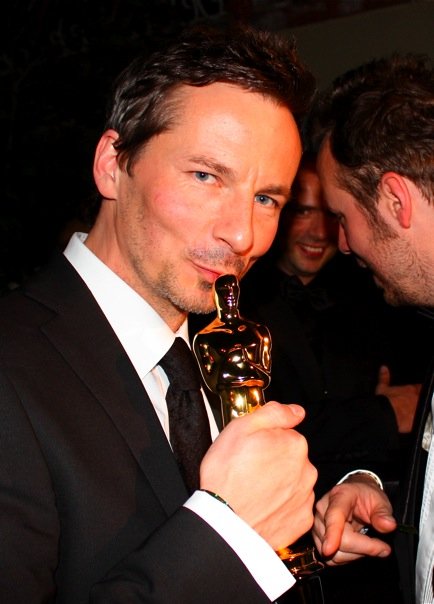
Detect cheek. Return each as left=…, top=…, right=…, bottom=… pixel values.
left=253, top=220, right=280, bottom=256
left=324, top=246, right=337, bottom=263
left=347, top=229, right=367, bottom=254
left=285, top=222, right=307, bottom=248
left=150, top=191, right=200, bottom=238
left=153, top=177, right=219, bottom=225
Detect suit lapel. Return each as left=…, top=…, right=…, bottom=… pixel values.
left=25, top=253, right=188, bottom=515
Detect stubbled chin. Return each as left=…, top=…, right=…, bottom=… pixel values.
left=189, top=284, right=216, bottom=315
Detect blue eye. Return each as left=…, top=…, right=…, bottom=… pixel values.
left=255, top=194, right=276, bottom=208
left=194, top=171, right=214, bottom=182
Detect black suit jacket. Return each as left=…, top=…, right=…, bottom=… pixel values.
left=0, top=253, right=269, bottom=603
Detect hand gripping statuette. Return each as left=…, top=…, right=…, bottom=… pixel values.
left=193, top=274, right=324, bottom=587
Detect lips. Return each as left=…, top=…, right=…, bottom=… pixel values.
left=191, top=253, right=247, bottom=283
left=194, top=264, right=224, bottom=283
left=298, top=243, right=326, bottom=258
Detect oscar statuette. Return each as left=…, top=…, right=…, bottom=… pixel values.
left=193, top=274, right=324, bottom=602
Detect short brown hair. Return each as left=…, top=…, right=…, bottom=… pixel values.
left=105, top=25, right=316, bottom=174
left=316, top=53, right=434, bottom=221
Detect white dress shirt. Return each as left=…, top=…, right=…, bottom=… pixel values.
left=416, top=397, right=434, bottom=604
left=64, top=232, right=295, bottom=601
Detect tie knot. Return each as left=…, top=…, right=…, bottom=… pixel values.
left=159, top=337, right=202, bottom=392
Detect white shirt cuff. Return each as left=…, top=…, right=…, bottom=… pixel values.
left=184, top=490, right=295, bottom=601
left=337, top=469, right=383, bottom=489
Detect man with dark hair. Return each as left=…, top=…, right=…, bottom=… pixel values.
left=0, top=25, right=318, bottom=603
left=239, top=151, right=424, bottom=499
left=311, top=53, right=434, bottom=604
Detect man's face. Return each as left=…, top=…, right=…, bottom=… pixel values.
left=278, top=166, right=338, bottom=285
left=99, top=83, right=301, bottom=328
left=317, top=141, right=429, bottom=306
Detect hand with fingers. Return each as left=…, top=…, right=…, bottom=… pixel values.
left=312, top=473, right=397, bottom=566
left=200, top=401, right=318, bottom=550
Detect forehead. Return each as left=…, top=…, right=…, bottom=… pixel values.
left=157, top=82, right=302, bottom=183
left=294, top=167, right=322, bottom=204
left=170, top=82, right=299, bottom=138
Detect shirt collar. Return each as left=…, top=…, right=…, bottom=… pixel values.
left=63, top=232, right=189, bottom=379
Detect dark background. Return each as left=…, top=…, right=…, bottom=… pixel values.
left=1, top=0, right=413, bottom=291
left=3, top=0, right=208, bottom=290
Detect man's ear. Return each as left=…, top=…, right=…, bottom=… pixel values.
left=93, top=129, right=120, bottom=200
left=379, top=172, right=412, bottom=229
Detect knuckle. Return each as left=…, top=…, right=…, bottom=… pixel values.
left=289, top=428, right=307, bottom=449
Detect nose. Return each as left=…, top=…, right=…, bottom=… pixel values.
left=308, top=210, right=340, bottom=245
left=309, top=211, right=329, bottom=240
left=213, top=195, right=254, bottom=254
left=338, top=225, right=351, bottom=254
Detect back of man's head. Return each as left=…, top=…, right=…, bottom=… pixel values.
left=316, top=53, right=434, bottom=220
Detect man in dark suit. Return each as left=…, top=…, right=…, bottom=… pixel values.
left=238, top=150, right=430, bottom=604
left=310, top=54, right=434, bottom=604
left=0, top=26, right=319, bottom=603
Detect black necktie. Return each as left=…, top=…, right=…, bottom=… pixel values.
left=159, top=337, right=212, bottom=493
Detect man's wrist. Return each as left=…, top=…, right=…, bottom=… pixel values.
left=199, top=489, right=234, bottom=512
left=185, top=490, right=296, bottom=600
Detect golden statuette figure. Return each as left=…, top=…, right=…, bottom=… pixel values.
left=193, top=274, right=324, bottom=585
left=193, top=273, right=271, bottom=427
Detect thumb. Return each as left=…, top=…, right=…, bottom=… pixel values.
left=376, top=365, right=390, bottom=393
left=370, top=507, right=397, bottom=534
left=253, top=401, right=306, bottom=430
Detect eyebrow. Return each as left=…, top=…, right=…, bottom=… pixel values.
left=261, top=184, right=292, bottom=199
left=189, top=155, right=292, bottom=200
left=188, top=156, right=234, bottom=178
